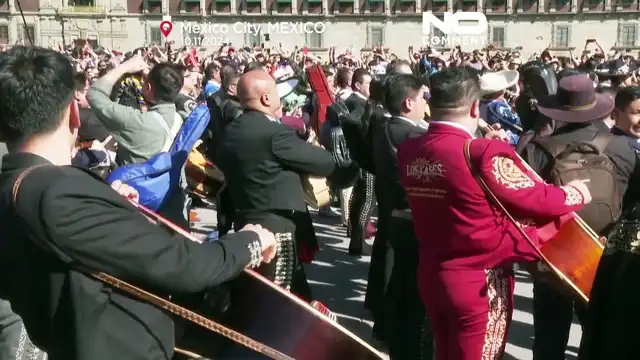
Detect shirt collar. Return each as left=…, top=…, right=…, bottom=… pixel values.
left=354, top=92, right=367, bottom=100
left=432, top=120, right=475, bottom=138
left=394, top=116, right=429, bottom=130
left=1, top=152, right=53, bottom=173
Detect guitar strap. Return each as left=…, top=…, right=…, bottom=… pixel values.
left=10, top=165, right=294, bottom=360
left=462, top=140, right=547, bottom=262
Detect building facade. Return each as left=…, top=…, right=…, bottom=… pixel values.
left=0, top=0, right=638, bottom=58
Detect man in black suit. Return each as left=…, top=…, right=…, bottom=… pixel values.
left=371, top=74, right=432, bottom=359
left=344, top=69, right=370, bottom=118
left=206, top=71, right=242, bottom=235
left=0, top=46, right=277, bottom=360
left=218, top=69, right=340, bottom=300
left=342, top=69, right=376, bottom=256
left=364, top=63, right=414, bottom=343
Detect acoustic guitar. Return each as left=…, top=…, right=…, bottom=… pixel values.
left=473, top=119, right=603, bottom=302
left=126, top=202, right=385, bottom=360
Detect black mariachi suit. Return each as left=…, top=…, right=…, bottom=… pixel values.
left=521, top=122, right=640, bottom=360
left=206, top=92, right=243, bottom=236
left=370, top=115, right=433, bottom=359
left=0, top=153, right=263, bottom=360
left=577, top=126, right=640, bottom=360
left=218, top=111, right=337, bottom=301
left=363, top=106, right=391, bottom=340
left=343, top=92, right=376, bottom=254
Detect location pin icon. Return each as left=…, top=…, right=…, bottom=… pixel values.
left=159, top=21, right=173, bottom=38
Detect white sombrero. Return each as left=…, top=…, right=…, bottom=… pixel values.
left=479, top=70, right=519, bottom=95
left=276, top=76, right=300, bottom=98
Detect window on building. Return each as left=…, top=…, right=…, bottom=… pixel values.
left=370, top=27, right=384, bottom=47
left=69, top=0, right=94, bottom=5
left=306, top=31, right=323, bottom=48
left=554, top=25, right=570, bottom=48
left=244, top=31, right=261, bottom=47
left=21, top=25, right=35, bottom=45
left=0, top=25, right=8, bottom=44
left=491, top=27, right=505, bottom=48
left=619, top=24, right=637, bottom=47
left=521, top=0, right=536, bottom=8
left=150, top=27, right=162, bottom=44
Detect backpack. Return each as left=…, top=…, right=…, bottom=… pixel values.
left=106, top=104, right=210, bottom=211
left=534, top=132, right=620, bottom=234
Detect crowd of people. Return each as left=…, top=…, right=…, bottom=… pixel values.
left=0, top=33, right=639, bottom=360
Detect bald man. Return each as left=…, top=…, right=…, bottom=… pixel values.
left=217, top=70, right=342, bottom=301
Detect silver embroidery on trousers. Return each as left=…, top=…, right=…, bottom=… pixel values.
left=348, top=171, right=375, bottom=242
left=14, top=324, right=47, bottom=360
left=273, top=233, right=294, bottom=291
left=15, top=323, right=27, bottom=360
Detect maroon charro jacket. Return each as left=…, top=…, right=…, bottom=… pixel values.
left=398, top=122, right=586, bottom=272
left=397, top=122, right=586, bottom=357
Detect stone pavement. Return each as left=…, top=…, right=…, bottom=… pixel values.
left=191, top=205, right=582, bottom=360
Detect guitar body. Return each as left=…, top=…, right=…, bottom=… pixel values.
left=306, top=65, right=334, bottom=135
left=175, top=269, right=383, bottom=360
left=185, top=148, right=226, bottom=200
left=533, top=217, right=604, bottom=302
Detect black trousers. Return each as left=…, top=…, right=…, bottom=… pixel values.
left=533, top=279, right=587, bottom=360
left=234, top=211, right=312, bottom=301
left=385, top=216, right=434, bottom=360
left=216, top=187, right=235, bottom=236
left=348, top=171, right=376, bottom=251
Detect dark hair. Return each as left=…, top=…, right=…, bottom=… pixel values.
left=220, top=65, right=237, bottom=83
left=556, top=68, right=582, bottom=81
left=383, top=74, right=423, bottom=115
left=146, top=63, right=183, bottom=103
left=222, top=72, right=240, bottom=94
left=0, top=46, right=75, bottom=144
left=203, top=62, right=220, bottom=87
left=73, top=71, right=87, bottom=91
left=336, top=67, right=352, bottom=89
left=386, top=59, right=412, bottom=75
left=615, top=86, right=640, bottom=110
left=244, top=61, right=264, bottom=74
left=369, top=76, right=386, bottom=105
left=429, top=67, right=481, bottom=109
left=351, top=68, right=370, bottom=91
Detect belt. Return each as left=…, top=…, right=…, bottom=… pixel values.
left=391, top=208, right=412, bottom=220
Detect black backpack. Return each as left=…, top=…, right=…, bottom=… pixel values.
left=534, top=132, right=621, bottom=234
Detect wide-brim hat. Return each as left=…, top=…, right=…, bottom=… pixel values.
left=479, top=70, right=519, bottom=95
left=510, top=58, right=523, bottom=65
left=536, top=74, right=613, bottom=123
left=276, top=75, right=300, bottom=98
left=595, top=59, right=638, bottom=79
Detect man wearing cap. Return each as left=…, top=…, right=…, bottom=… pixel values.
left=478, top=70, right=522, bottom=146
left=397, top=67, right=592, bottom=360
left=521, top=74, right=640, bottom=360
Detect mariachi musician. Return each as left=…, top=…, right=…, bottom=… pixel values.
left=217, top=69, right=355, bottom=301
left=342, top=68, right=377, bottom=256
left=204, top=71, right=242, bottom=236
left=370, top=72, right=433, bottom=360
left=362, top=60, right=414, bottom=345
left=0, top=46, right=278, bottom=360
left=397, top=67, right=593, bottom=360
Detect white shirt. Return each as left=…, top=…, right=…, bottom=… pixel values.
left=394, top=115, right=429, bottom=130
left=432, top=120, right=475, bottom=138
